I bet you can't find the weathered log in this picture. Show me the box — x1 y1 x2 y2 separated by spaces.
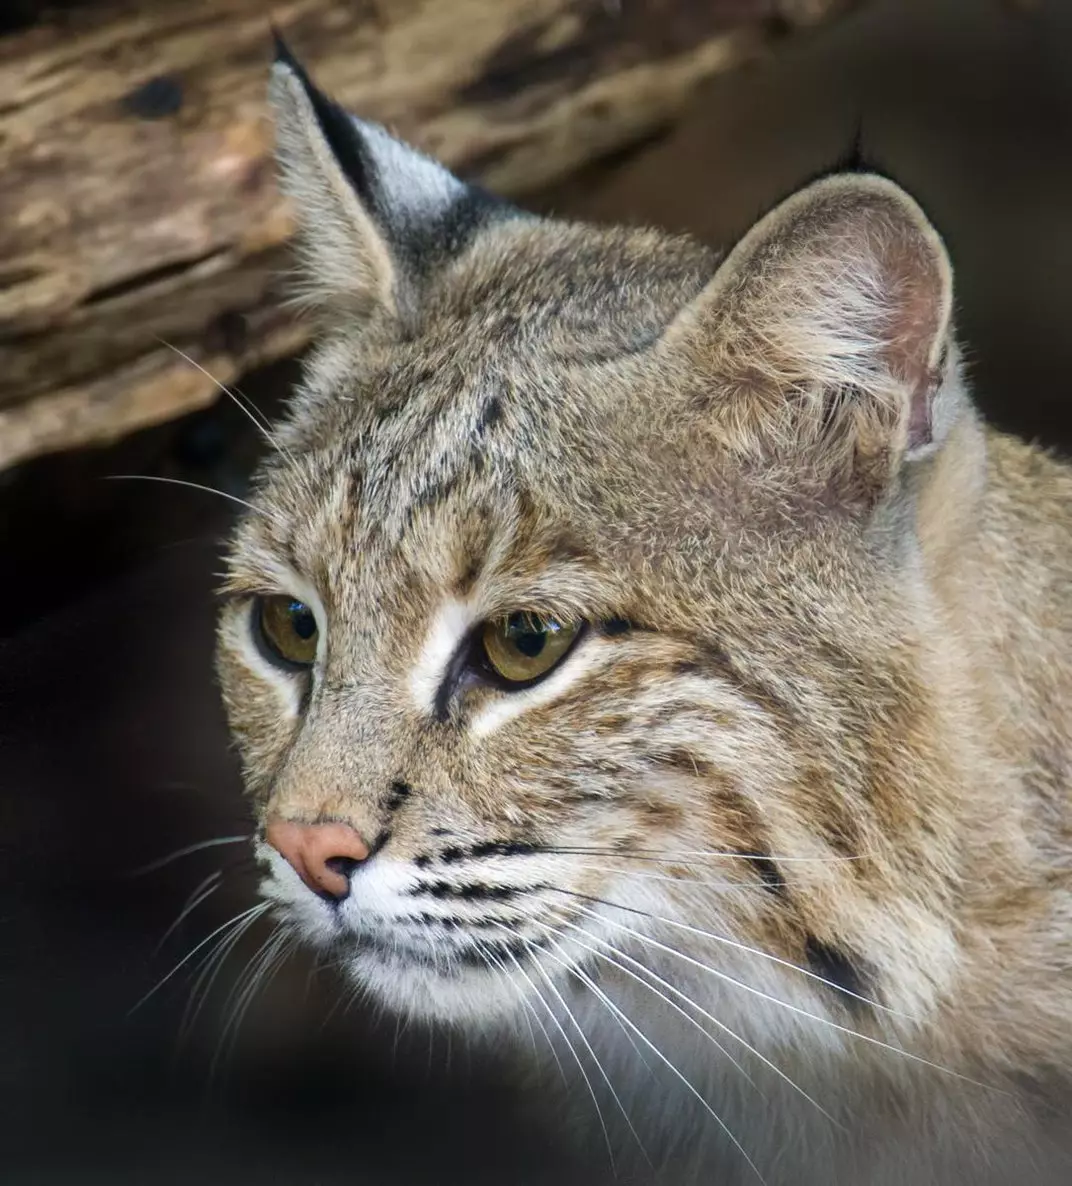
0 0 853 471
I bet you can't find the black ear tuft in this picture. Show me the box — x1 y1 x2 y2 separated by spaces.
271 25 294 69
762 121 898 224
270 34 385 222
828 119 894 184
837 118 869 173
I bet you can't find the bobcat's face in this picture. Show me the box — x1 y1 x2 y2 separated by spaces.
217 48 966 1042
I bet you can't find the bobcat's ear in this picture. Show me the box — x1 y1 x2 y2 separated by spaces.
672 173 954 505
269 38 514 327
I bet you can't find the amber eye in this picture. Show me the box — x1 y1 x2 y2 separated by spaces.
480 612 580 685
257 595 319 667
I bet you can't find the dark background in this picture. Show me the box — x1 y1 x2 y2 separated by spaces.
3 0 1071 1182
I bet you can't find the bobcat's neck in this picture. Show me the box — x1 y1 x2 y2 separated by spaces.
919 414 1072 1068
927 419 1072 806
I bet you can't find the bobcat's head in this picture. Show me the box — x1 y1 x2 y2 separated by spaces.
217 45 973 1048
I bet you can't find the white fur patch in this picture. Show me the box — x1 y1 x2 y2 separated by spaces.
358 119 466 228
410 598 475 715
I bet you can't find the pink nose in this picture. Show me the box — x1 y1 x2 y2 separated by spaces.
265 818 371 900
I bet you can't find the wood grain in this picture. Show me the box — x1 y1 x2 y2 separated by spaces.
0 0 853 469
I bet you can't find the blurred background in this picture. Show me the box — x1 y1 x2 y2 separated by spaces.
2 0 1070 1182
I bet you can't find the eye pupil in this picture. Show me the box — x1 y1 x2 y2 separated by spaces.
290 603 316 639
507 612 547 658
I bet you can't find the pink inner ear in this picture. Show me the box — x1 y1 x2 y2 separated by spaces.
870 216 948 454
906 366 941 451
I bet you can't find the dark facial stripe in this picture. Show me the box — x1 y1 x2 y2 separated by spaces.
410 880 526 902
474 395 502 436
425 839 541 865
418 912 529 931
744 850 788 900
804 935 871 1012
682 642 801 726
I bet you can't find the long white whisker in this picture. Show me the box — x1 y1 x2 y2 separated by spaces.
518 930 649 1168
154 870 222 955
158 340 268 427
535 915 654 1078
552 886 910 1019
547 846 869 865
547 939 767 1184
130 901 270 1014
571 863 766 892
558 918 839 1125
479 942 567 1087
178 902 269 1044
105 475 272 520
156 338 290 461
213 925 292 1076
565 900 996 1091
129 834 251 877
502 947 616 1170
543 916 763 1098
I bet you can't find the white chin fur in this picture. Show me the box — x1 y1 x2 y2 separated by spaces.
340 948 526 1026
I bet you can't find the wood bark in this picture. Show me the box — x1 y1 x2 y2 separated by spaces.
0 0 852 470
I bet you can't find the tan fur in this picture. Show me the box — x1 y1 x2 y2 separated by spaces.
214 58 1072 1184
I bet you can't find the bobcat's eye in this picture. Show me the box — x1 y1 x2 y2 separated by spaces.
257 595 319 667
479 612 580 685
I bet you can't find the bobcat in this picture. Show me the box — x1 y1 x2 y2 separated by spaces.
214 43 1072 1185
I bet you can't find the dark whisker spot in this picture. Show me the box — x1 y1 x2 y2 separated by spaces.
386 780 412 810
470 840 541 859
410 880 524 903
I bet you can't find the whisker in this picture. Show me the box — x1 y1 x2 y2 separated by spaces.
556 918 838 1126
212 925 293 1077
571 863 765 893
545 846 869 866
518 929 648 1168
479 942 568 1087
562 898 997 1092
105 474 272 520
130 901 270 1014
531 913 655 1080
542 938 767 1184
178 902 269 1045
153 341 319 513
155 338 280 446
129 834 251 877
546 915 762 1097
501 947 616 1170
154 870 222 955
550 886 909 1019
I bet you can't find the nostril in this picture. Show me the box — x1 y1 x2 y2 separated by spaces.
324 855 363 881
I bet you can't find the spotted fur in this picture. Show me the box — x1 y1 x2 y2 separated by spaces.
214 48 1072 1184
